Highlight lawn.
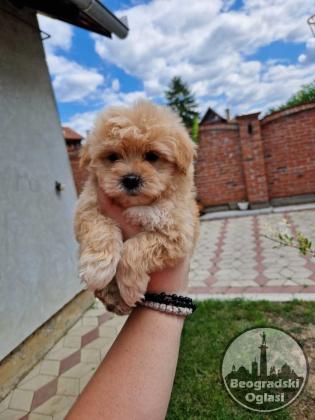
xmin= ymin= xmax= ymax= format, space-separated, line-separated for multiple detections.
xmin=167 ymin=300 xmax=315 ymax=420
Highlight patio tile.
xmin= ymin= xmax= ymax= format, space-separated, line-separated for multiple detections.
xmin=46 ymin=347 xmax=77 ymax=362
xmin=31 ymin=378 xmax=58 ymax=410
xmin=29 ymin=414 xmax=52 ymax=419
xmin=84 ymin=337 xmax=115 ymax=350
xmin=59 ymin=350 xmax=81 ymax=375
xmin=80 ymin=348 xmax=101 ymax=363
xmin=0 ymin=394 xmax=11 ymax=414
xmin=60 ymin=362 xmax=97 ymax=380
xmin=32 ymin=395 xmax=76 ymax=416
xmin=56 ymin=378 xmax=80 ymax=397
xmin=40 ymin=360 xmax=60 ymax=376
xmin=98 ymin=324 xmax=117 ymax=338
xmin=63 ymin=336 xmax=81 ymax=349
xmin=19 ymin=365 xmax=41 ymax=386
xmin=68 ymin=325 xmax=94 ymax=337
xmin=19 ymin=375 xmax=56 ymax=391
xmin=81 ymin=327 xmax=99 ymax=347
xmin=188 ymin=208 xmax=315 ymax=297
xmin=0 ymin=408 xmax=28 ymax=419
xmin=82 ymin=316 xmax=98 ymax=326
xmin=9 ymin=389 xmax=33 ymax=411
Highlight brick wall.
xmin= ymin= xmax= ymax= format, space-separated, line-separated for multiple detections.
xmin=195 ymin=123 xmax=246 ymax=206
xmin=67 ymin=146 xmax=88 ymax=195
xmin=195 ymin=102 xmax=315 ymax=208
xmin=262 ymin=104 xmax=315 ymax=199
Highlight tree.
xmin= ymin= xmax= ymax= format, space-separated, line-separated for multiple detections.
xmin=165 ymin=76 xmax=199 ymax=130
xmin=269 ymin=80 xmax=315 ymax=114
xmin=191 ymin=114 xmax=199 ymax=143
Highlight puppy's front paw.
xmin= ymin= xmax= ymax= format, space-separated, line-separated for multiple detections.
xmin=95 ymin=280 xmax=131 ymax=316
xmin=115 ymin=261 xmax=149 ymax=307
xmin=79 ymin=250 xmax=120 ymax=291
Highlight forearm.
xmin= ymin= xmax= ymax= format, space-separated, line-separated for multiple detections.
xmin=67 ymin=306 xmax=184 ymax=420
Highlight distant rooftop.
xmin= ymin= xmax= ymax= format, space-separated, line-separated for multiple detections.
xmin=62 ymin=126 xmax=83 ymax=142
xmin=200 ymin=108 xmax=227 ymax=125
xmin=11 ymin=0 xmax=129 ymax=38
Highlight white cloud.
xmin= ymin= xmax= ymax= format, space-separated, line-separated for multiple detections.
xmin=38 ymin=15 xmax=105 ymax=103
xmin=91 ymin=0 xmax=315 ymax=116
xmin=64 ymin=111 xmax=97 ymax=136
xmin=63 ymin=89 xmax=149 ymax=133
xmin=298 ymin=38 xmax=315 ymax=64
xmin=38 ymin=15 xmax=73 ymax=52
xmin=46 ymin=55 xmax=104 ymax=102
xmin=111 ymin=78 xmax=120 ymax=92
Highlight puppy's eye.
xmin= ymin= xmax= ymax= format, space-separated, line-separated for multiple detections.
xmin=145 ymin=151 xmax=159 ymax=162
xmin=107 ymin=153 xmax=120 ymax=162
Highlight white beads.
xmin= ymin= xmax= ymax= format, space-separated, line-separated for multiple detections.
xmin=138 ymin=301 xmax=193 ymax=317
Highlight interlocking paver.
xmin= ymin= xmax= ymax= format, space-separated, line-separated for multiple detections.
xmin=9 ymin=389 xmax=33 ymax=411
xmin=188 ymin=208 xmax=315 ymax=294
xmin=56 ymin=378 xmax=80 ymax=397
xmin=0 ymin=301 xmax=125 ymax=419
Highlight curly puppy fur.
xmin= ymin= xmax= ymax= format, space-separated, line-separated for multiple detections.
xmin=74 ymin=100 xmax=200 ymax=314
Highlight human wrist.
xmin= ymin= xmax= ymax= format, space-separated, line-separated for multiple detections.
xmin=147 ymin=260 xmax=189 ymax=294
xmin=133 ymin=305 xmax=185 ymax=327
xmin=146 ymin=282 xmax=187 ymax=294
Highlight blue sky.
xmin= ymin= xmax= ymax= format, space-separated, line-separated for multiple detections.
xmin=38 ymin=0 xmax=315 ymax=135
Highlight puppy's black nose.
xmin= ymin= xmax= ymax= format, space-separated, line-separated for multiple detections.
xmin=121 ymin=174 xmax=142 ymax=190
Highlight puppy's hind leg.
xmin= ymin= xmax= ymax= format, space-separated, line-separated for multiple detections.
xmin=95 ymin=279 xmax=131 ymax=316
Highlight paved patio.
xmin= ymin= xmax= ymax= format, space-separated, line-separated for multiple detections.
xmin=1 ymin=207 xmax=315 ymax=418
xmin=188 ymin=208 xmax=315 ymax=298
xmin=0 ymin=302 xmax=128 ymax=419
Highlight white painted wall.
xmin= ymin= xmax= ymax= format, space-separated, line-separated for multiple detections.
xmin=0 ymin=1 xmax=82 ymax=360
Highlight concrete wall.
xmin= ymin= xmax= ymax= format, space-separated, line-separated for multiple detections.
xmin=0 ymin=1 xmax=82 ymax=360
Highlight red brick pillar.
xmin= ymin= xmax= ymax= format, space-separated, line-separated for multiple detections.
xmin=67 ymin=147 xmax=88 ymax=195
xmin=237 ymin=113 xmax=269 ymax=207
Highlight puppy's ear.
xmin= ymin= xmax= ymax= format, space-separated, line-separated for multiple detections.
xmin=173 ymin=131 xmax=197 ymax=175
xmin=79 ymin=143 xmax=91 ymax=169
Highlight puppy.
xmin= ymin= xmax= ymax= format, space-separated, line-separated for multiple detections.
xmin=74 ymin=100 xmax=200 ymax=315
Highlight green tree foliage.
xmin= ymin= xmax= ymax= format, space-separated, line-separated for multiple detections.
xmin=165 ymin=76 xmax=199 ymax=130
xmin=269 ymin=80 xmax=315 ymax=114
xmin=191 ymin=114 xmax=199 ymax=143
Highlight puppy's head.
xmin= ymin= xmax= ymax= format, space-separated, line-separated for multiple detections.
xmin=81 ymin=100 xmax=196 ymax=207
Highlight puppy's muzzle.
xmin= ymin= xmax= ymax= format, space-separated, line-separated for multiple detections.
xmin=121 ymin=173 xmax=143 ymax=193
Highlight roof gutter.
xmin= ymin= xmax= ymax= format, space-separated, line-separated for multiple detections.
xmin=70 ymin=0 xmax=129 ymax=39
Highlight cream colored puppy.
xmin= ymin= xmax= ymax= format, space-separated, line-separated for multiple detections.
xmin=74 ymin=100 xmax=199 ymax=314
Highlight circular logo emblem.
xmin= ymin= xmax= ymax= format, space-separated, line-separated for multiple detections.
xmin=221 ymin=327 xmax=308 ymax=413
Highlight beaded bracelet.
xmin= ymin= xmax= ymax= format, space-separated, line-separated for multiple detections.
xmin=137 ymin=292 xmax=197 ymax=316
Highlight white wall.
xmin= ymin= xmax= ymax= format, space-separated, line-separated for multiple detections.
xmin=0 ymin=1 xmax=82 ymax=360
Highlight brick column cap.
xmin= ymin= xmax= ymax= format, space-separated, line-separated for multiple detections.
xmin=236 ymin=112 xmax=260 ymax=120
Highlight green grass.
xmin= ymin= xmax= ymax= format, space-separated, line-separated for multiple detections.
xmin=167 ymin=300 xmax=315 ymax=420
